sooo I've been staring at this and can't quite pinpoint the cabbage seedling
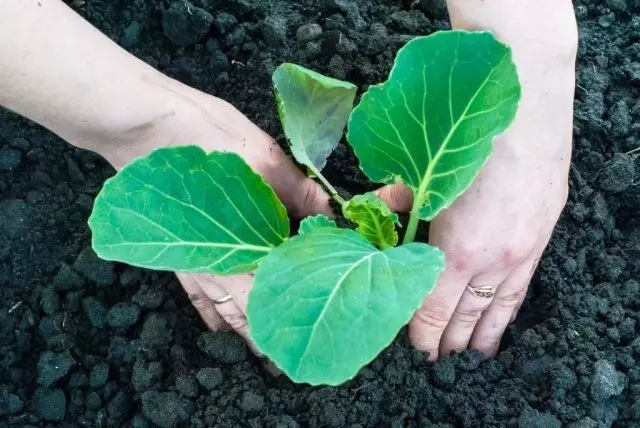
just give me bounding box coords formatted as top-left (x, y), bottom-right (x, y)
top-left (88, 30), bottom-right (521, 386)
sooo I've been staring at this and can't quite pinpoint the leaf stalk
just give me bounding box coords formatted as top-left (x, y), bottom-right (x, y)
top-left (312, 167), bottom-right (345, 205)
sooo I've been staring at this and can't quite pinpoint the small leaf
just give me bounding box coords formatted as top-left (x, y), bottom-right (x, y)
top-left (348, 31), bottom-right (521, 220)
top-left (88, 146), bottom-right (289, 274)
top-left (342, 193), bottom-right (399, 249)
top-left (298, 214), bottom-right (337, 235)
top-left (273, 63), bottom-right (357, 174)
top-left (247, 228), bottom-right (444, 385)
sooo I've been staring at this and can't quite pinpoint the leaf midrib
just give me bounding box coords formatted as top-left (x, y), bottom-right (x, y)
top-left (295, 251), bottom-right (378, 377)
top-left (412, 51), bottom-right (509, 216)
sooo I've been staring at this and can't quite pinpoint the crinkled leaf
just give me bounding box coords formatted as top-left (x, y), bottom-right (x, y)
top-left (348, 31), bottom-right (521, 220)
top-left (298, 214), bottom-right (337, 235)
top-left (88, 146), bottom-right (289, 274)
top-left (342, 193), bottom-right (399, 249)
top-left (273, 63), bottom-right (357, 173)
top-left (247, 228), bottom-right (444, 385)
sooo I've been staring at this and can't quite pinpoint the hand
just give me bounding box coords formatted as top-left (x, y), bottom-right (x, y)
top-left (377, 37), bottom-right (576, 360)
top-left (104, 80), bottom-right (332, 352)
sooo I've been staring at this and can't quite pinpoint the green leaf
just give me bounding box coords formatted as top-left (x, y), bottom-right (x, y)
top-left (88, 146), bottom-right (289, 274)
top-left (273, 63), bottom-right (357, 174)
top-left (342, 193), bottom-right (399, 249)
top-left (347, 31), bottom-right (521, 221)
top-left (298, 214), bottom-right (337, 235)
top-left (247, 228), bottom-right (444, 385)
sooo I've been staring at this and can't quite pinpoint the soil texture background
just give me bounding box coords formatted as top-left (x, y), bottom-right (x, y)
top-left (1, 0), bottom-right (640, 427)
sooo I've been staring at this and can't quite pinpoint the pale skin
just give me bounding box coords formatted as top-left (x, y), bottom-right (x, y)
top-left (0, 0), bottom-right (577, 361)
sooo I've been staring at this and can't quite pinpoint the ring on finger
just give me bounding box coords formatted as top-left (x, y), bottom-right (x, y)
top-left (213, 294), bottom-right (233, 304)
top-left (466, 284), bottom-right (497, 299)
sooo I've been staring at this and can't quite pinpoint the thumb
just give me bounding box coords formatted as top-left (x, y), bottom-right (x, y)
top-left (257, 143), bottom-right (333, 219)
top-left (375, 183), bottom-right (414, 213)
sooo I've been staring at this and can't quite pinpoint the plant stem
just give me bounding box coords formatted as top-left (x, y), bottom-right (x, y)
top-left (402, 189), bottom-right (422, 244)
top-left (313, 168), bottom-right (345, 205)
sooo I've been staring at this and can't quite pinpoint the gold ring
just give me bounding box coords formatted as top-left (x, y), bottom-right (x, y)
top-left (467, 284), bottom-right (496, 299)
top-left (214, 294), bottom-right (233, 304)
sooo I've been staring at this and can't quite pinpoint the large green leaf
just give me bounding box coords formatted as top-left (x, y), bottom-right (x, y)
top-left (342, 193), bottom-right (399, 249)
top-left (88, 146), bottom-right (289, 274)
top-left (273, 63), bottom-right (357, 174)
top-left (348, 31), bottom-right (521, 220)
top-left (298, 214), bottom-right (337, 235)
top-left (247, 228), bottom-right (444, 385)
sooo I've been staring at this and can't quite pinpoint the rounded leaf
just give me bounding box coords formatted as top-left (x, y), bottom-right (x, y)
top-left (247, 228), bottom-right (444, 385)
top-left (348, 31), bottom-right (521, 220)
top-left (89, 146), bottom-right (289, 274)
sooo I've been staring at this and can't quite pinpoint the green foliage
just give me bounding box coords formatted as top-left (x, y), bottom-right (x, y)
top-left (89, 30), bottom-right (521, 386)
top-left (88, 146), bottom-right (289, 274)
top-left (298, 214), bottom-right (337, 235)
top-left (348, 31), bottom-right (521, 224)
top-left (342, 193), bottom-right (399, 249)
top-left (246, 228), bottom-right (444, 385)
top-left (273, 63), bottom-right (357, 174)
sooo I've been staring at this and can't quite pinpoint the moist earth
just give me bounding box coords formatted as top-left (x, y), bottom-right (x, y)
top-left (1, 0), bottom-right (640, 427)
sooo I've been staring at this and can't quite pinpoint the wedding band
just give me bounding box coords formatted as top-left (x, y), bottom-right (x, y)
top-left (467, 284), bottom-right (496, 299)
top-left (214, 294), bottom-right (233, 304)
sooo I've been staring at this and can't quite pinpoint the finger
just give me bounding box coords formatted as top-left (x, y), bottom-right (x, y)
top-left (258, 143), bottom-right (332, 218)
top-left (176, 272), bottom-right (229, 331)
top-left (375, 183), bottom-right (413, 213)
top-left (439, 271), bottom-right (509, 358)
top-left (469, 258), bottom-right (537, 357)
top-left (408, 267), bottom-right (473, 361)
top-left (207, 274), bottom-right (263, 355)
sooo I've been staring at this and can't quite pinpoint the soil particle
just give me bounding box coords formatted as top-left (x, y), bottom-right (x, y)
top-left (106, 302), bottom-right (141, 328)
top-left (140, 390), bottom-right (190, 428)
top-left (89, 361), bottom-right (109, 388)
top-left (197, 331), bottom-right (248, 363)
top-left (606, 0), bottom-right (628, 13)
top-left (37, 351), bottom-right (74, 387)
top-left (162, 0), bottom-right (213, 47)
top-left (196, 367), bottom-right (223, 390)
top-left (121, 21), bottom-right (143, 48)
top-left (132, 359), bottom-right (163, 392)
top-left (0, 146), bottom-right (22, 171)
top-left (175, 374), bottom-right (199, 398)
top-left (31, 387), bottom-right (66, 421)
top-left (597, 153), bottom-right (635, 193)
top-left (82, 296), bottom-right (107, 328)
top-left (73, 247), bottom-right (116, 287)
top-left (139, 313), bottom-right (173, 350)
top-left (0, 199), bottom-right (33, 239)
top-left (0, 386), bottom-right (23, 416)
top-left (238, 390), bottom-right (265, 413)
top-left (297, 23), bottom-right (322, 42)
top-left (518, 407), bottom-right (562, 428)
top-left (51, 262), bottom-right (85, 291)
top-left (261, 16), bottom-right (288, 47)
top-left (40, 285), bottom-right (60, 315)
top-left (590, 359), bottom-right (626, 403)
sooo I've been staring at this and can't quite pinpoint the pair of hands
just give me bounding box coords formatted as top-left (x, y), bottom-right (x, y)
top-left (106, 57), bottom-right (574, 360)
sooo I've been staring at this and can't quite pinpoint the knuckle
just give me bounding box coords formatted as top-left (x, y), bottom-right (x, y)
top-left (222, 312), bottom-right (248, 331)
top-left (500, 248), bottom-right (529, 269)
top-left (494, 288), bottom-right (526, 309)
top-left (299, 179), bottom-right (319, 215)
top-left (188, 294), bottom-right (210, 310)
top-left (414, 305), bottom-right (451, 330)
top-left (451, 307), bottom-right (484, 327)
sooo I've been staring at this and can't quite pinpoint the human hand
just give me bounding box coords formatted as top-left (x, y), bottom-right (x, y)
top-left (103, 80), bottom-right (332, 352)
top-left (377, 32), bottom-right (577, 360)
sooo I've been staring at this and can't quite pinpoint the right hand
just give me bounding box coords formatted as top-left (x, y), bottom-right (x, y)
top-left (104, 78), bottom-right (333, 352)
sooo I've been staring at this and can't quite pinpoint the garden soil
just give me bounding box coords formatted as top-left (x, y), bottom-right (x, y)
top-left (1, 0), bottom-right (640, 426)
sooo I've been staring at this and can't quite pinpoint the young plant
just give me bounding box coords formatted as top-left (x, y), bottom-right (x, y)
top-left (88, 30), bottom-right (521, 386)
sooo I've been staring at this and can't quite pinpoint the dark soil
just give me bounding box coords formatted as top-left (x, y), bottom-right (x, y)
top-left (1, 0), bottom-right (640, 426)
